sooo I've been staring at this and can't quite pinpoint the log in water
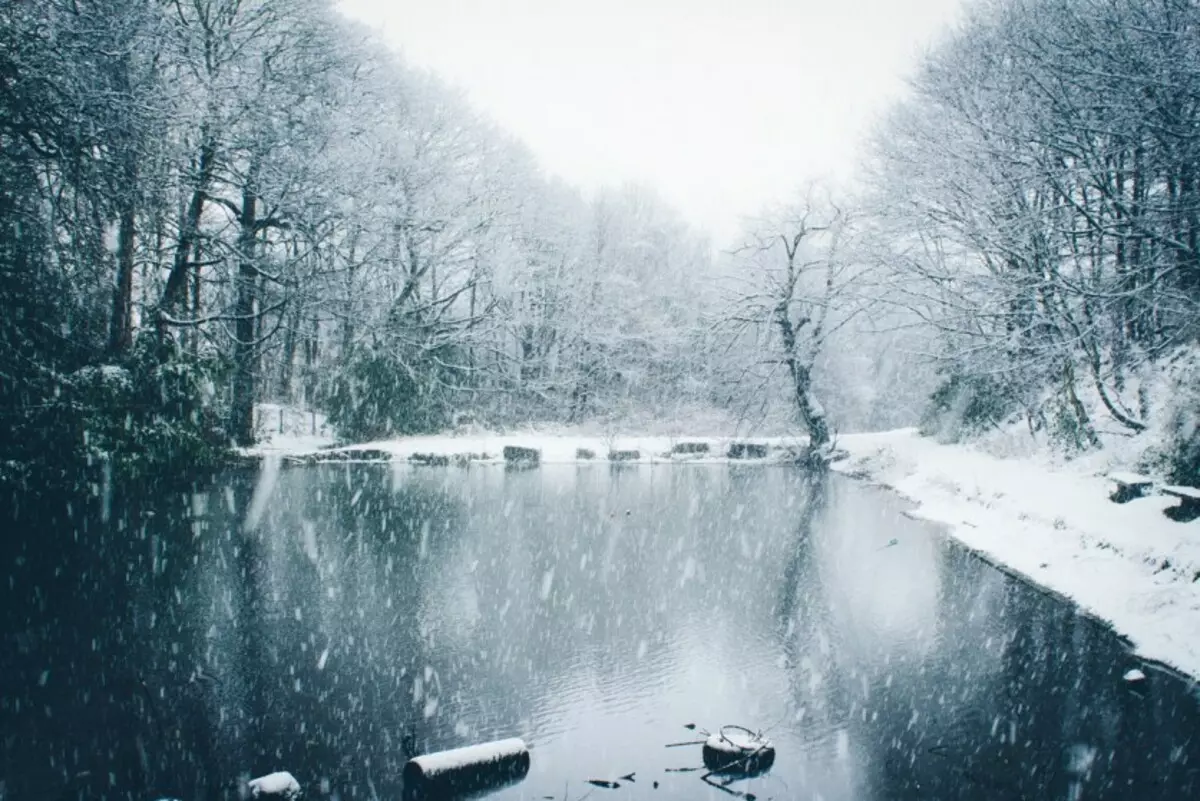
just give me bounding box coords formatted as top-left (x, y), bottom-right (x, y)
top-left (403, 738), bottom-right (530, 799)
top-left (701, 727), bottom-right (776, 775)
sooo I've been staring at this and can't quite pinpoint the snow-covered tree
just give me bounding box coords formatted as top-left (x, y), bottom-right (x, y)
top-left (718, 187), bottom-right (863, 448)
top-left (867, 0), bottom-right (1200, 460)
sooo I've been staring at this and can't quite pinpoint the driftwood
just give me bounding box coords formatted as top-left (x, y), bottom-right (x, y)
top-left (402, 738), bottom-right (529, 800)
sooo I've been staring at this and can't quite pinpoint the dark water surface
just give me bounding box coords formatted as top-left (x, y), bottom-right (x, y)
top-left (3, 464), bottom-right (1199, 800)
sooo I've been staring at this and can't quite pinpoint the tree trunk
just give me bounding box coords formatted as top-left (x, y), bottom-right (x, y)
top-left (278, 302), bottom-right (300, 401)
top-left (158, 130), bottom-right (216, 332)
top-left (106, 45), bottom-right (138, 357)
top-left (341, 233), bottom-right (357, 356)
top-left (467, 272), bottom-right (476, 378)
top-left (1063, 361), bottom-right (1100, 449)
top-left (189, 235), bottom-right (203, 357)
top-left (790, 361), bottom-right (831, 450)
top-left (775, 306), bottom-right (831, 449)
top-left (303, 315), bottom-right (320, 407)
top-left (108, 198), bottom-right (136, 355)
top-left (230, 180), bottom-right (258, 446)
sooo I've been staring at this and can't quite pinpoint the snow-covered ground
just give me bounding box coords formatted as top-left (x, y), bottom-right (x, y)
top-left (244, 408), bottom-right (809, 462)
top-left (245, 410), bottom-right (1200, 679)
top-left (333, 431), bottom-right (808, 463)
top-left (835, 428), bottom-right (1200, 680)
top-left (250, 403), bottom-right (334, 454)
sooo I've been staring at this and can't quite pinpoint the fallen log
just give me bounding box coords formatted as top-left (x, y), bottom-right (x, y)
top-left (402, 737), bottom-right (530, 799)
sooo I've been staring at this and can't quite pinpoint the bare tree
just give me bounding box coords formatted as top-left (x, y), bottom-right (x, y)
top-left (721, 187), bottom-right (861, 450)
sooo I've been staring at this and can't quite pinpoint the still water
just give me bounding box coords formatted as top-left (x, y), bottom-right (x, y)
top-left (3, 463), bottom-right (1199, 800)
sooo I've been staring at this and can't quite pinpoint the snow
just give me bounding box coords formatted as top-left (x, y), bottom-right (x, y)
top-left (245, 404), bottom-right (334, 455)
top-left (1107, 471), bottom-right (1153, 487)
top-left (248, 771), bottom-right (301, 799)
top-left (835, 428), bottom-right (1200, 680)
top-left (706, 728), bottom-right (770, 754)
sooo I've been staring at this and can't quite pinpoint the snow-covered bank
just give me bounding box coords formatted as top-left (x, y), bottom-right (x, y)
top-left (835, 428), bottom-right (1200, 680)
top-left (303, 431), bottom-right (809, 464)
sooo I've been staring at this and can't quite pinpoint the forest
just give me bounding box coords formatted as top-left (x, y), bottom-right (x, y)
top-left (2, 0), bottom-right (1198, 485)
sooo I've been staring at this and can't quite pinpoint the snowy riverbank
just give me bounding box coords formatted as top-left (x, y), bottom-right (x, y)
top-left (836, 428), bottom-right (1200, 681)
top-left (251, 429), bottom-right (810, 464)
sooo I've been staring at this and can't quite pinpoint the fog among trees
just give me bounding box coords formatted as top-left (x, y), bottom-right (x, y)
top-left (2, 0), bottom-right (1198, 483)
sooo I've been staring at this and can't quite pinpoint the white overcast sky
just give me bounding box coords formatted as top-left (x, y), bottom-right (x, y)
top-left (337, 0), bottom-right (964, 242)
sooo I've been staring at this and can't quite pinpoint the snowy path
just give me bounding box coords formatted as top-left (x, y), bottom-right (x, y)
top-left (836, 429), bottom-right (1200, 681)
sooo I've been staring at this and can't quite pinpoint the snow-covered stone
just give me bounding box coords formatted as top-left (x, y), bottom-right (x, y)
top-left (248, 771), bottom-right (301, 799)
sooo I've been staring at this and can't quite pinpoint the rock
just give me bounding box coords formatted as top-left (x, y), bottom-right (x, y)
top-left (299, 448), bottom-right (393, 464)
top-left (503, 446), bottom-right (540, 465)
top-left (410, 453), bottom-right (451, 466)
top-left (727, 442), bottom-right (768, 459)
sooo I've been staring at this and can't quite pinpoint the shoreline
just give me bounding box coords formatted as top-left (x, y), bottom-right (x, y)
top-left (834, 429), bottom-right (1200, 683)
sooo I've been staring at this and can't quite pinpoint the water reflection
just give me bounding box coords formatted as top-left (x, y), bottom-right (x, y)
top-left (2, 465), bottom-right (1198, 800)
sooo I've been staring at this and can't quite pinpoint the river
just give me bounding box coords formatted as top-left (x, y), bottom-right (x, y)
top-left (2, 463), bottom-right (1198, 800)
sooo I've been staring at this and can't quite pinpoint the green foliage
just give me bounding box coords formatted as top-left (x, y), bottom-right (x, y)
top-left (100, 341), bottom-right (230, 477)
top-left (920, 370), bottom-right (1016, 442)
top-left (0, 339), bottom-right (232, 488)
top-left (325, 344), bottom-right (463, 442)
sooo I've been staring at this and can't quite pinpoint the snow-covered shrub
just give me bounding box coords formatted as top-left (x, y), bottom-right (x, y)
top-left (1042, 374), bottom-right (1100, 454)
top-left (1161, 353), bottom-right (1200, 485)
top-left (1, 338), bottom-right (233, 487)
top-left (71, 340), bottom-right (229, 478)
top-left (920, 371), bottom-right (1017, 442)
top-left (324, 344), bottom-right (461, 441)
